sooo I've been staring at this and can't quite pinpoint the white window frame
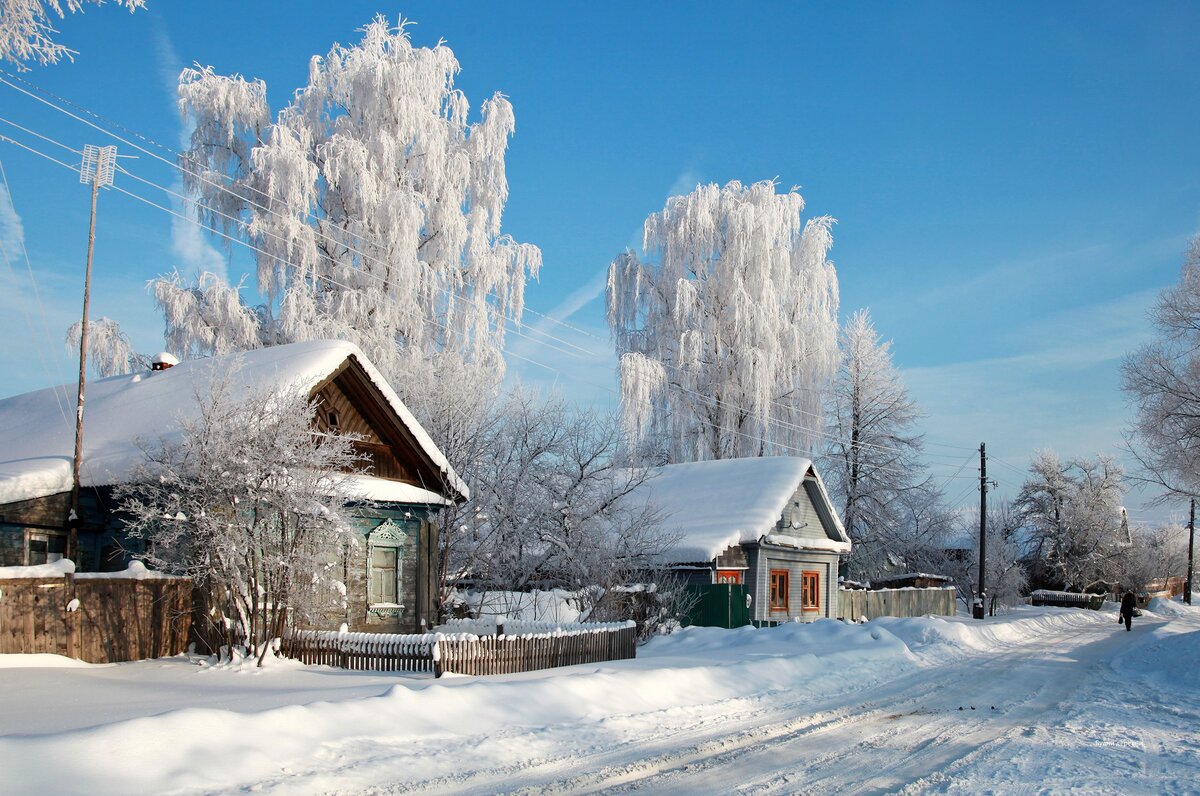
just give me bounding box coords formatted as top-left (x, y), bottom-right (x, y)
top-left (366, 520), bottom-right (405, 611)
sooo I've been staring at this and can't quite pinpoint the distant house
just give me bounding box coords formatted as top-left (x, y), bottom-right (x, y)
top-left (0, 340), bottom-right (468, 633)
top-left (633, 457), bottom-right (851, 624)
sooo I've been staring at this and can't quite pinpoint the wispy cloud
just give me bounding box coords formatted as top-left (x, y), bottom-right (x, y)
top-left (0, 183), bottom-right (24, 257)
top-left (152, 25), bottom-right (228, 283)
top-left (905, 288), bottom-right (1160, 513)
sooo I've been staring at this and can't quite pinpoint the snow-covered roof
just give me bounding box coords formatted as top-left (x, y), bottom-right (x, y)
top-left (630, 457), bottom-right (850, 563)
top-left (0, 340), bottom-right (467, 506)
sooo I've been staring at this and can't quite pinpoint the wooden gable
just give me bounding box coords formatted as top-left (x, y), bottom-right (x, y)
top-left (310, 357), bottom-right (459, 501)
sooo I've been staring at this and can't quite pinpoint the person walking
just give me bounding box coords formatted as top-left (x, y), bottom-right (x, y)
top-left (1119, 590), bottom-right (1137, 632)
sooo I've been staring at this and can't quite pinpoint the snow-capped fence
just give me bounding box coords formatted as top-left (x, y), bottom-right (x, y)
top-left (282, 629), bottom-right (440, 673)
top-left (0, 561), bottom-right (192, 663)
top-left (280, 621), bottom-right (638, 677)
top-left (1029, 590), bottom-right (1105, 610)
top-left (838, 586), bottom-right (956, 622)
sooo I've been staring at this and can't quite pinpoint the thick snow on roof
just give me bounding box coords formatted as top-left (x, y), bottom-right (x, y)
top-left (0, 340), bottom-right (467, 505)
top-left (633, 457), bottom-right (848, 563)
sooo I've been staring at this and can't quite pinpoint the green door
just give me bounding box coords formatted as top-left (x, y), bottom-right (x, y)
top-left (685, 583), bottom-right (751, 628)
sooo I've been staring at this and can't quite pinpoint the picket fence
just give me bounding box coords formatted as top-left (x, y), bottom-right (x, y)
top-left (282, 621), bottom-right (637, 677)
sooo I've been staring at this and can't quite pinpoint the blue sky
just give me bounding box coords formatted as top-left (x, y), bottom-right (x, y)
top-left (0, 2), bottom-right (1197, 521)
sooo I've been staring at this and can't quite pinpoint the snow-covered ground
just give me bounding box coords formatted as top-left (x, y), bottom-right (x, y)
top-left (2, 600), bottom-right (1198, 794)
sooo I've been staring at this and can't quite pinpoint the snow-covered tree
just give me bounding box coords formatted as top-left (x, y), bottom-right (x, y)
top-left (607, 180), bottom-right (838, 462)
top-left (1016, 450), bottom-right (1127, 591)
top-left (116, 365), bottom-right (363, 665)
top-left (155, 14), bottom-right (541, 401)
top-left (935, 500), bottom-right (1027, 614)
top-left (1114, 521), bottom-right (1189, 593)
top-left (1123, 236), bottom-right (1200, 504)
top-left (65, 315), bottom-right (147, 377)
top-left (441, 388), bottom-right (677, 622)
top-left (0, 0), bottom-right (143, 68)
top-left (821, 309), bottom-right (932, 578)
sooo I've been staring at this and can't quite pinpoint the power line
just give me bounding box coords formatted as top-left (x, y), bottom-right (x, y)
top-left (0, 81), bottom-right (984, 464)
top-left (0, 99), bottom-right (987, 475)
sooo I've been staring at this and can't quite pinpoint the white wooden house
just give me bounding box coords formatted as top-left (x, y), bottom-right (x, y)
top-left (633, 457), bottom-right (851, 623)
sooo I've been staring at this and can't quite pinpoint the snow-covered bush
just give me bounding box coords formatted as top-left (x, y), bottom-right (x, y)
top-left (116, 363), bottom-right (363, 665)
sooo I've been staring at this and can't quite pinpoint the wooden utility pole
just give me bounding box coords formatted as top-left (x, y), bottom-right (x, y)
top-left (1187, 498), bottom-right (1195, 606)
top-left (68, 145), bottom-right (116, 563)
top-left (974, 442), bottom-right (987, 620)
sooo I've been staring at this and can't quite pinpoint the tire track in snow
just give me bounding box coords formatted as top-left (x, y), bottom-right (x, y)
top-left (492, 615), bottom-right (1152, 795)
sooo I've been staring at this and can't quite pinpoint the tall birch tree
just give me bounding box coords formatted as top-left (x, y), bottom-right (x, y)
top-left (821, 309), bottom-right (932, 577)
top-left (607, 180), bottom-right (838, 462)
top-left (155, 15), bottom-right (541, 403)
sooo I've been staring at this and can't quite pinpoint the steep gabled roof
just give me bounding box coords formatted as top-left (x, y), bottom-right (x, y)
top-left (0, 340), bottom-right (467, 506)
top-left (627, 457), bottom-right (850, 563)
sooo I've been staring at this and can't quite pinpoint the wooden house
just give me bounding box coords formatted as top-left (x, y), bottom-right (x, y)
top-left (0, 340), bottom-right (468, 634)
top-left (632, 457), bottom-right (851, 624)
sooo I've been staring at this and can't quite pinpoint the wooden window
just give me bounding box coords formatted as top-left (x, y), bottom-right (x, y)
top-left (801, 570), bottom-right (820, 612)
top-left (716, 569), bottom-right (743, 585)
top-left (367, 519), bottom-right (405, 608)
top-left (769, 569), bottom-right (789, 612)
top-left (368, 547), bottom-right (399, 605)
top-left (27, 530), bottom-right (66, 566)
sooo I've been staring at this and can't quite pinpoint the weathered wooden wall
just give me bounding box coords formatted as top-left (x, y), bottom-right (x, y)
top-left (838, 587), bottom-right (956, 622)
top-left (0, 574), bottom-right (192, 662)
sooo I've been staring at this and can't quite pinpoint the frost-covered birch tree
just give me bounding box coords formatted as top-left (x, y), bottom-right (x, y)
top-left (821, 309), bottom-right (932, 577)
top-left (65, 316), bottom-right (148, 376)
top-left (117, 366), bottom-right (363, 665)
top-left (155, 14), bottom-right (540, 402)
top-left (607, 180), bottom-right (838, 462)
top-left (0, 0), bottom-right (143, 67)
top-left (1016, 450), bottom-right (1127, 591)
top-left (1123, 236), bottom-right (1200, 504)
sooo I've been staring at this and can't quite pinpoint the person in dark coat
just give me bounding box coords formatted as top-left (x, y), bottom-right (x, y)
top-left (1119, 590), bottom-right (1137, 631)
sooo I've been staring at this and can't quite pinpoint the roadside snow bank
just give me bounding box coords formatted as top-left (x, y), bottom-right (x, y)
top-left (870, 605), bottom-right (1115, 662)
top-left (0, 619), bottom-right (917, 795)
top-left (1144, 596), bottom-right (1199, 618)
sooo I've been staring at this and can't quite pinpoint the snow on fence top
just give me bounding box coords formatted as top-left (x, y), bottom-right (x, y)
top-left (623, 457), bottom-right (849, 562)
top-left (436, 618), bottom-right (636, 636)
top-left (0, 559), bottom-right (180, 580)
top-left (288, 620), bottom-right (634, 649)
top-left (0, 340), bottom-right (467, 505)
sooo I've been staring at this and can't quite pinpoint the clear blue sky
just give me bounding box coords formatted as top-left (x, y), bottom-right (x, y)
top-left (1, 2), bottom-right (1197, 521)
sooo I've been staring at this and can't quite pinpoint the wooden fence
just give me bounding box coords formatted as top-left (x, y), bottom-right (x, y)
top-left (281, 622), bottom-right (638, 677)
top-left (838, 587), bottom-right (956, 622)
top-left (0, 573), bottom-right (192, 663)
top-left (1030, 590), bottom-right (1105, 610)
top-left (282, 629), bottom-right (438, 673)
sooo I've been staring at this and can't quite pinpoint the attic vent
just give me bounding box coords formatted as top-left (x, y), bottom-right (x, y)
top-left (327, 410), bottom-right (340, 429)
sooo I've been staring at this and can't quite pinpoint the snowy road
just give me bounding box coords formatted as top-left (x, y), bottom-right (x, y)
top-left (2, 604), bottom-right (1198, 795)
top-left (348, 612), bottom-right (1194, 795)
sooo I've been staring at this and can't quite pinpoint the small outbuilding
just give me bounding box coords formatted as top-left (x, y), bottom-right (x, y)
top-left (632, 457), bottom-right (851, 625)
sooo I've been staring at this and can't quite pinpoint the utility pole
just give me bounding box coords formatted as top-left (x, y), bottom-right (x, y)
top-left (1187, 498), bottom-right (1195, 606)
top-left (68, 144), bottom-right (117, 564)
top-left (974, 442), bottom-right (988, 620)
